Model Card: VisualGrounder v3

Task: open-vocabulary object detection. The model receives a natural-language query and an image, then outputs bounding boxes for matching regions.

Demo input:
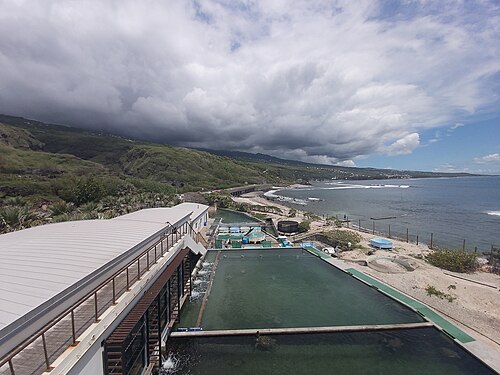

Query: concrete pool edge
[300,248,500,372]
[300,246,473,343]
[344,268,475,342]
[341,267,500,373]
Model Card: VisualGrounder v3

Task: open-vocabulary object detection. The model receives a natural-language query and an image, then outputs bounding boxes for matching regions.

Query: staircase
[105,342,123,374]
[147,303,161,371]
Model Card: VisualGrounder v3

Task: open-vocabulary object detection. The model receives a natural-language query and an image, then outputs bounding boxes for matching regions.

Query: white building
[0,203,209,375]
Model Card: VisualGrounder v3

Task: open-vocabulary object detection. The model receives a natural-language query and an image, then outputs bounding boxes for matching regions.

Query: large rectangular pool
[180,249,423,330]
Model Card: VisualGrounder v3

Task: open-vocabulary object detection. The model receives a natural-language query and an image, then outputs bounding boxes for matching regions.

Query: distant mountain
[197,148,475,180]
[0,113,476,201]
[197,149,305,165]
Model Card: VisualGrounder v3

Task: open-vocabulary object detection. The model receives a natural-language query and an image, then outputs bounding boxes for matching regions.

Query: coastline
[257,177,500,252]
[231,189,500,348]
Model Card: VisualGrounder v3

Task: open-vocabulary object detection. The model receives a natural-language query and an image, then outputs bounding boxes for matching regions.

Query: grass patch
[425,285,457,302]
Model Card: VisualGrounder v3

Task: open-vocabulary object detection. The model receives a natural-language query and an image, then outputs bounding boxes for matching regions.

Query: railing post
[388,224,391,238]
[358,219,361,231]
[430,233,433,249]
[161,238,164,256]
[42,333,50,370]
[71,310,76,345]
[9,359,15,375]
[157,295,162,369]
[94,292,99,322]
[112,278,116,305]
[147,251,150,271]
[372,221,375,235]
[154,245,158,263]
[406,228,409,243]
[416,235,419,245]
[463,239,466,251]
[126,267,130,290]
[137,258,141,280]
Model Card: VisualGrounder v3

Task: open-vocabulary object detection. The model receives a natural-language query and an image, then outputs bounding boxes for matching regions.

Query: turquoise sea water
[275,176,499,252]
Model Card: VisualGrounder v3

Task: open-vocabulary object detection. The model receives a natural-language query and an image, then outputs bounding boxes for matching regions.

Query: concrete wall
[68,346,104,375]
[192,209,209,232]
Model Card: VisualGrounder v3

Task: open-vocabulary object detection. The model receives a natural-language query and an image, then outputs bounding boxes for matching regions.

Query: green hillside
[1,115,277,189]
[0,114,477,233]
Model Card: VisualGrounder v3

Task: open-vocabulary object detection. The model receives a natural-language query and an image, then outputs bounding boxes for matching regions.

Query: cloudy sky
[0,0,499,173]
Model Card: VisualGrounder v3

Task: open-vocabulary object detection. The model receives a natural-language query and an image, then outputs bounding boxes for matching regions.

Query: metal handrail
[0,221,203,374]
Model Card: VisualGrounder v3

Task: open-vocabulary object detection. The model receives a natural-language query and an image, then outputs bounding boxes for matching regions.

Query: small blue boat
[370,238,393,249]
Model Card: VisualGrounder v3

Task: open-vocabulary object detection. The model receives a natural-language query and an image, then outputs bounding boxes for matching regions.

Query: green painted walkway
[345,268,475,343]
[303,245,331,260]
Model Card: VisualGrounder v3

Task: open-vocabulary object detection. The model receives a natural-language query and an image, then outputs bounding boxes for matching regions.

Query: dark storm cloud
[0,0,499,165]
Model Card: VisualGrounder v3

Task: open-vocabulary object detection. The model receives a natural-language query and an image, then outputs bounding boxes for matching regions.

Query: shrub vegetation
[426,249,478,273]
[425,285,456,302]
[319,229,362,250]
[298,221,311,233]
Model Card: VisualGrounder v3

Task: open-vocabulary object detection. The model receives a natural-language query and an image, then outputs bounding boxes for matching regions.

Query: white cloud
[0,0,498,164]
[450,123,464,130]
[336,160,356,167]
[433,164,469,173]
[474,153,500,164]
[385,133,420,155]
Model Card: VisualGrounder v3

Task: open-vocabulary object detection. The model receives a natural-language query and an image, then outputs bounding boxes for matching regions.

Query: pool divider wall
[195,251,221,327]
[170,322,434,338]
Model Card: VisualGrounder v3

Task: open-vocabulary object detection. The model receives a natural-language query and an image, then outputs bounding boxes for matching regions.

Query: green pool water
[214,208,259,224]
[180,249,423,330]
[165,328,495,375]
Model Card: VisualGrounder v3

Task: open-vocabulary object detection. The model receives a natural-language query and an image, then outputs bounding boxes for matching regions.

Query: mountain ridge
[0,113,477,192]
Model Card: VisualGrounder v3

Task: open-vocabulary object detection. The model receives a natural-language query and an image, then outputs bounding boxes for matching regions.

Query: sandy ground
[236,190,500,347]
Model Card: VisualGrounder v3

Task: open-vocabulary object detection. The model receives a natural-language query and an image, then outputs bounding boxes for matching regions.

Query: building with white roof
[0,203,209,375]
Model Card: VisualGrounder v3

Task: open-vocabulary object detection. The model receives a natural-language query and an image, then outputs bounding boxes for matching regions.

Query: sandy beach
[232,190,500,348]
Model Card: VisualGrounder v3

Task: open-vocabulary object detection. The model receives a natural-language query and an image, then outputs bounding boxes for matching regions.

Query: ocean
[272,176,500,252]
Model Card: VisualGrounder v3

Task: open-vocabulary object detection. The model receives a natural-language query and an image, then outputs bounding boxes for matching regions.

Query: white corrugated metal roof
[0,205,194,332]
[114,203,208,224]
[173,202,208,221]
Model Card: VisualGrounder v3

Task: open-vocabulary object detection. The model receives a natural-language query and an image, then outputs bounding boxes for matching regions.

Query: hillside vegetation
[0,114,476,233]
